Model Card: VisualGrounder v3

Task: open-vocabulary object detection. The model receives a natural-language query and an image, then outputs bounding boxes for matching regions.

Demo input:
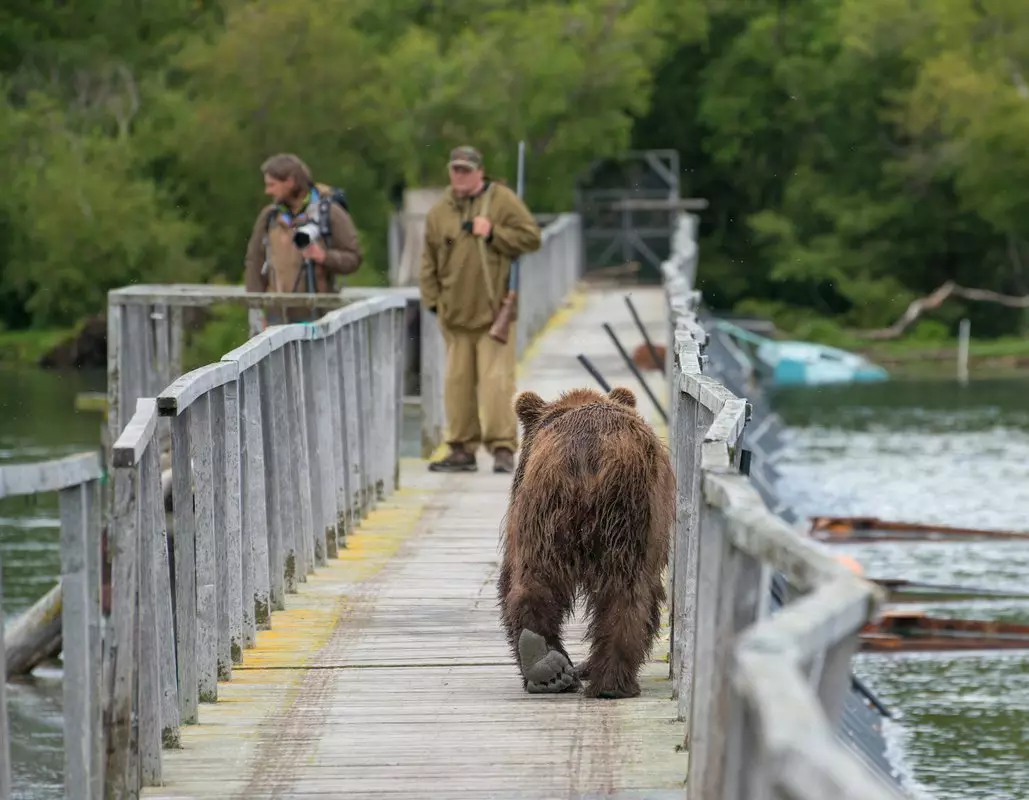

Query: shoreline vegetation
[3,2,1028,382]
[5,301,1029,381]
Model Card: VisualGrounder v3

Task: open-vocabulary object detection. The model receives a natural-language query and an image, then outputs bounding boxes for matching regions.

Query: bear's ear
[608,386,637,408]
[514,391,547,426]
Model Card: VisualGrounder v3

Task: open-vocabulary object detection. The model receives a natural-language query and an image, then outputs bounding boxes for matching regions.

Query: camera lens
[293,230,311,248]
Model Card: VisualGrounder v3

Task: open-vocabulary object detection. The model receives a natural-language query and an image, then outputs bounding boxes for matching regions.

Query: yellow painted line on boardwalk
[427,287,587,462]
[155,464,438,757]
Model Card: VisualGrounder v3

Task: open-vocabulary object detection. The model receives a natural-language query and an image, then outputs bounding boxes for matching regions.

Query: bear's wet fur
[497,385,675,698]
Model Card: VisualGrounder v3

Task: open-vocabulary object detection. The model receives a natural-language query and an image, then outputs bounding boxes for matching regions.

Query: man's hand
[302,242,327,264]
[472,216,493,238]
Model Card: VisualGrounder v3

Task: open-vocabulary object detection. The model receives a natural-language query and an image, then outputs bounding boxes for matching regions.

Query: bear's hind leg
[582,579,655,699]
[503,572,579,694]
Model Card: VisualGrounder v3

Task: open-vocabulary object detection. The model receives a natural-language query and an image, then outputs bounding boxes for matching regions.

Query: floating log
[860,610,1029,652]
[4,582,63,679]
[874,578,1029,605]
[811,515,1029,543]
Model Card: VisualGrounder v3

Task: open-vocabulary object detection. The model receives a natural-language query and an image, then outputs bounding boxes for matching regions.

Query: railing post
[105,461,140,796]
[208,387,233,682]
[391,305,405,491]
[171,411,198,723]
[142,443,179,751]
[355,318,374,513]
[340,326,363,524]
[137,441,163,786]
[189,393,219,703]
[240,366,271,633]
[686,498,736,799]
[676,391,707,726]
[324,330,350,546]
[59,479,98,798]
[259,353,287,608]
[223,380,245,663]
[286,340,317,575]
[304,336,336,561]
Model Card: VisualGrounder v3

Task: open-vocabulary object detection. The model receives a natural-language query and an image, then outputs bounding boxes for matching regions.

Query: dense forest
[1,0,1027,344]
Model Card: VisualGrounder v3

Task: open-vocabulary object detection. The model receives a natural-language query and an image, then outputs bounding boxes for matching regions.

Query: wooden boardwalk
[144,287,688,799]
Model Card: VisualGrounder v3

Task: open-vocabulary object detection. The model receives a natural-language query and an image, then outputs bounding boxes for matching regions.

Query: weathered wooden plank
[0,451,103,498]
[111,399,159,469]
[171,412,198,723]
[144,443,179,750]
[189,393,219,703]
[241,366,271,633]
[137,445,163,786]
[105,464,141,797]
[285,341,315,578]
[323,329,348,547]
[270,346,299,593]
[157,362,238,416]
[304,338,336,561]
[222,322,309,373]
[259,353,287,609]
[354,317,373,513]
[223,379,245,662]
[209,386,232,681]
[339,326,362,529]
[59,480,96,799]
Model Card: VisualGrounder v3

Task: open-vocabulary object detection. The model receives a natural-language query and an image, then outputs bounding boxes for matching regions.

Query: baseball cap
[448,145,483,170]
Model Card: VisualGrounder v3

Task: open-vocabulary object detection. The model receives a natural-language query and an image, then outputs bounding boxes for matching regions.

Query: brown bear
[497,385,674,699]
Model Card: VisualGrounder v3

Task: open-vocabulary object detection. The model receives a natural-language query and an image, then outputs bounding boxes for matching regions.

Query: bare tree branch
[853,280,1029,340]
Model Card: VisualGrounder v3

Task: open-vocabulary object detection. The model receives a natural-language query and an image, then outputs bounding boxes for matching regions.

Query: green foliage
[633,0,1029,339]
[0,0,705,334]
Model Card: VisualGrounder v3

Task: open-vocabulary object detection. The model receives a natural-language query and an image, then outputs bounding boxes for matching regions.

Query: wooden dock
[143,287,689,799]
[1,212,903,800]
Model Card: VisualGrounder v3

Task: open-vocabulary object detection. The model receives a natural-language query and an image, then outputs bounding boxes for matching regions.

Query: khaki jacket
[244,186,362,296]
[419,181,541,331]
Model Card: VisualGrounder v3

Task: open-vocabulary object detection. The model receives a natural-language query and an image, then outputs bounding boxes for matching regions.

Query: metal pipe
[600,323,668,423]
[851,675,893,719]
[624,295,663,372]
[576,354,611,392]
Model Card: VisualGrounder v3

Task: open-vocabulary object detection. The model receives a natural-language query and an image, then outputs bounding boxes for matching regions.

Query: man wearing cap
[420,145,542,474]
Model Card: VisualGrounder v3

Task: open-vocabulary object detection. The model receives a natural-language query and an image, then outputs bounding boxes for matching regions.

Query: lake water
[4,363,1029,798]
[772,376,1029,800]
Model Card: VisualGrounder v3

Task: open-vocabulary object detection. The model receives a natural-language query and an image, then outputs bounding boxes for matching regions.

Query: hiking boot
[428,447,477,473]
[493,447,515,474]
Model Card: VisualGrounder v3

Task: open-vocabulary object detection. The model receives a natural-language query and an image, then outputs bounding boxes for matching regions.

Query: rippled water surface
[773,377,1029,800]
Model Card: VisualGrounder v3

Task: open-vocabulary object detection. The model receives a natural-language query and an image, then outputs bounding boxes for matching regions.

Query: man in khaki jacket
[420,145,541,474]
[244,153,363,324]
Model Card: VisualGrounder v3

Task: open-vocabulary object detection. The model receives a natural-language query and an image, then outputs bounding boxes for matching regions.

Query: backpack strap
[317,193,332,244]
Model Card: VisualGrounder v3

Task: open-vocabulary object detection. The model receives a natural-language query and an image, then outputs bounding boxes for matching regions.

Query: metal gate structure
[573,149,684,284]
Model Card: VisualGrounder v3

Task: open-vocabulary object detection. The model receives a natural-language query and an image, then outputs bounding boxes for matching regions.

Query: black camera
[292,222,320,249]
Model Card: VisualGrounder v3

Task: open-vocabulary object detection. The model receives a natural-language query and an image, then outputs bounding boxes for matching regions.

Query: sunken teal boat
[713,320,889,388]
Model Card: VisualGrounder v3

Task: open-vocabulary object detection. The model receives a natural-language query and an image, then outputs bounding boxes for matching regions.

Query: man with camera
[420,145,541,474]
[244,153,362,324]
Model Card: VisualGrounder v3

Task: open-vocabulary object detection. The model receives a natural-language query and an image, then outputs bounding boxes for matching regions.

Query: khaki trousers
[441,323,518,454]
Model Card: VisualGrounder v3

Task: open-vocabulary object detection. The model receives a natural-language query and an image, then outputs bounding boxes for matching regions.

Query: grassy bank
[0,327,75,366]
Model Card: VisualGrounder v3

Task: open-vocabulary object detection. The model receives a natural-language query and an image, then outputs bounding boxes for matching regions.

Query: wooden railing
[0,453,105,799]
[106,212,584,460]
[99,294,406,795]
[662,215,906,799]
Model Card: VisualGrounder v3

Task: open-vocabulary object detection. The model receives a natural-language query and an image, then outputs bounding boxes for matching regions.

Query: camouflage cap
[448,145,484,170]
